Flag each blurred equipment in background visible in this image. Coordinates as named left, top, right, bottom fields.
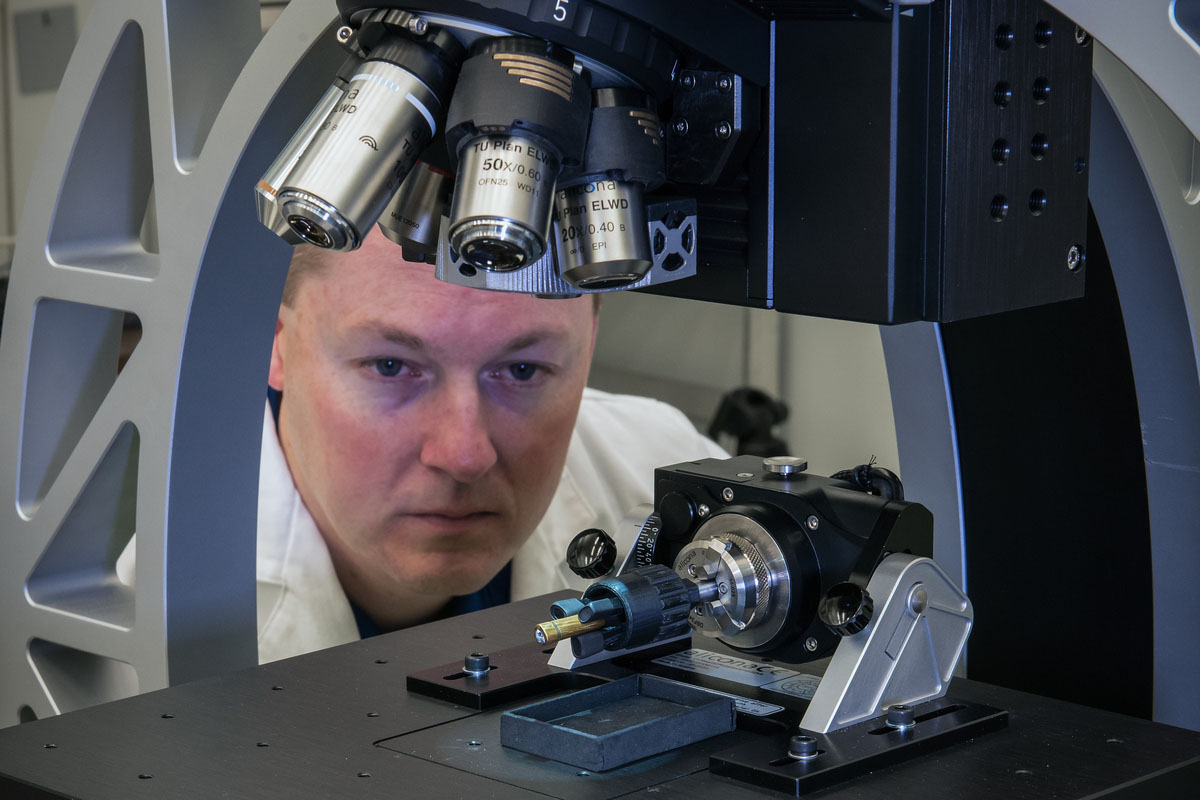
left=708, top=387, right=789, bottom=456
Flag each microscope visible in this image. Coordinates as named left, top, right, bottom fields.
left=4, top=1, right=1200, bottom=797
left=246, top=3, right=1088, bottom=782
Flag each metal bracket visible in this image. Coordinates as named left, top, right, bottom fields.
left=800, top=554, right=973, bottom=734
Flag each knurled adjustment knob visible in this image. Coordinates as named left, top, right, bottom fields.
left=818, top=581, right=875, bottom=636
left=763, top=455, right=808, bottom=475
left=566, top=528, right=617, bottom=579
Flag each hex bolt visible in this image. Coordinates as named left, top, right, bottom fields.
left=336, top=25, right=353, bottom=44
left=805, top=637, right=819, bottom=652
left=806, top=515, right=820, bottom=531
left=788, top=735, right=819, bottom=760
left=1067, top=244, right=1085, bottom=272
left=463, top=652, right=490, bottom=676
left=887, top=704, right=916, bottom=730
left=406, top=16, right=428, bottom=35
left=717, top=74, right=733, bottom=92
left=698, top=503, right=711, bottom=517
left=721, top=487, right=735, bottom=502
left=715, top=121, right=732, bottom=140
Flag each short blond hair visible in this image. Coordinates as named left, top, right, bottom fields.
left=281, top=244, right=331, bottom=308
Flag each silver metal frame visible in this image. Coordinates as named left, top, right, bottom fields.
left=0, top=0, right=340, bottom=725
left=799, top=554, right=973, bottom=734
left=1, top=0, right=1197, bottom=732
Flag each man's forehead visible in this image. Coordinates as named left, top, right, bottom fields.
left=299, top=235, right=592, bottom=328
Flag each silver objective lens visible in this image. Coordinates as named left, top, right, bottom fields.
left=448, top=133, right=560, bottom=270
left=277, top=58, right=440, bottom=251
left=553, top=180, right=651, bottom=288
left=255, top=78, right=349, bottom=244
left=377, top=160, right=454, bottom=261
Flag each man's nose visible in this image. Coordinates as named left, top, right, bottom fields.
left=419, top=383, right=499, bottom=482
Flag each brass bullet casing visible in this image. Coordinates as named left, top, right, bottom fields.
left=533, top=614, right=606, bottom=645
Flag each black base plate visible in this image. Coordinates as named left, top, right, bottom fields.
left=711, top=697, right=1009, bottom=795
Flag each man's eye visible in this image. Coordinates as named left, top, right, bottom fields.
left=508, top=363, right=539, bottom=381
left=374, top=358, right=405, bottom=377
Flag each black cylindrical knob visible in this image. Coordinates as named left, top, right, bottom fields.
left=566, top=529, right=617, bottom=579
left=818, top=582, right=874, bottom=636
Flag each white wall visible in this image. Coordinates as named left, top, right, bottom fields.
left=588, top=289, right=900, bottom=478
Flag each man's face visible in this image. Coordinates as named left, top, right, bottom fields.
left=269, top=233, right=598, bottom=611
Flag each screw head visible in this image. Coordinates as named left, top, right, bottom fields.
left=887, top=704, right=916, bottom=729
left=805, top=637, right=819, bottom=652
left=336, top=25, right=353, bottom=44
left=806, top=515, right=820, bottom=531
left=407, top=17, right=428, bottom=35
left=788, top=734, right=819, bottom=759
left=1067, top=244, right=1085, bottom=272
left=717, top=75, right=733, bottom=92
left=673, top=119, right=689, bottom=136
left=718, top=582, right=729, bottom=595
left=736, top=472, right=754, bottom=478
left=680, top=73, right=696, bottom=89
left=721, top=487, right=735, bottom=502
left=1074, top=26, right=1091, bottom=46
left=715, top=121, right=732, bottom=140
left=463, top=653, right=490, bottom=675
left=698, top=503, right=711, bottom=517
left=908, top=586, right=929, bottom=614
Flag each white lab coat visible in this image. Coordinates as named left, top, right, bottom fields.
left=254, top=387, right=727, bottom=663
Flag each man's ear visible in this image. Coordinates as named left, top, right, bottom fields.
left=267, top=316, right=286, bottom=391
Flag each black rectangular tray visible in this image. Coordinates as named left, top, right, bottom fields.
left=500, top=674, right=736, bottom=772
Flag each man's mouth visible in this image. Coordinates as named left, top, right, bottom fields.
left=409, top=509, right=497, bottom=520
